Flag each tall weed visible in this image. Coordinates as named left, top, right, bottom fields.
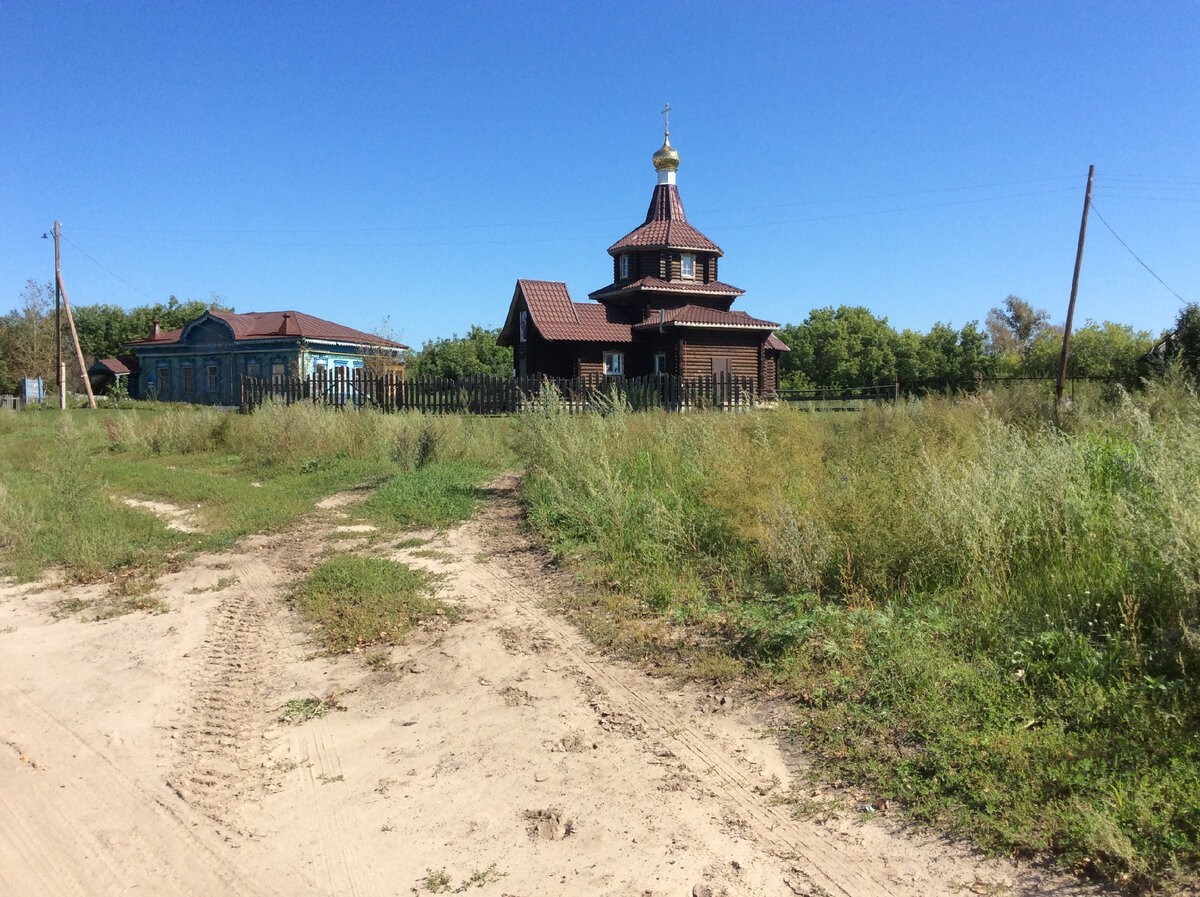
left=517, top=389, right=1200, bottom=886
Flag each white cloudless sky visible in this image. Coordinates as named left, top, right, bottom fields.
left=2, top=0, right=1197, bottom=348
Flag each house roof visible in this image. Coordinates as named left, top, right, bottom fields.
left=90, top=355, right=140, bottom=375
left=588, top=275, right=744, bottom=302
left=125, top=310, right=408, bottom=349
left=632, top=305, right=779, bottom=331
left=765, top=333, right=791, bottom=352
left=500, top=280, right=635, bottom=344
left=607, top=184, right=722, bottom=256
left=500, top=281, right=781, bottom=348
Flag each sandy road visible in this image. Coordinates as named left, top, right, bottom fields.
left=0, top=476, right=1101, bottom=896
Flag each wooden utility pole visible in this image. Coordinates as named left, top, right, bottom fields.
left=53, top=222, right=65, bottom=409
left=52, top=221, right=97, bottom=409
left=1056, top=166, right=1094, bottom=405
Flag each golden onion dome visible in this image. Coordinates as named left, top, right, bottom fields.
left=652, top=133, right=680, bottom=172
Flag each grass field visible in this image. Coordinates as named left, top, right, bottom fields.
left=0, top=402, right=512, bottom=584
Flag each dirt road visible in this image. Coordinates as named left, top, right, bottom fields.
left=0, top=476, right=1099, bottom=896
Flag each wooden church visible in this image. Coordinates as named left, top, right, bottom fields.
left=498, top=118, right=787, bottom=397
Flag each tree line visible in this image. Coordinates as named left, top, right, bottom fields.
left=776, top=296, right=1169, bottom=392
left=0, top=279, right=231, bottom=394
left=2, top=278, right=1196, bottom=396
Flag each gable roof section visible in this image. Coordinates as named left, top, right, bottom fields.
left=500, top=280, right=635, bottom=345
left=125, top=310, right=407, bottom=349
left=607, top=184, right=722, bottom=255
left=90, top=355, right=140, bottom=375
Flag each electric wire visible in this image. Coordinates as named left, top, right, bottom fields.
left=1089, top=202, right=1190, bottom=304
left=60, top=232, right=159, bottom=302
left=64, top=175, right=1087, bottom=239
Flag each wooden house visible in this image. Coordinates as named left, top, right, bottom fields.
left=499, top=127, right=787, bottom=395
left=123, top=309, right=407, bottom=405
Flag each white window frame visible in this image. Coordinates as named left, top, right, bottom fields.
left=619, top=254, right=630, bottom=280
left=653, top=351, right=668, bottom=374
left=681, top=254, right=695, bottom=280
left=603, top=351, right=624, bottom=377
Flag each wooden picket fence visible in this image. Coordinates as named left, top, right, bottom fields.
left=240, top=370, right=759, bottom=414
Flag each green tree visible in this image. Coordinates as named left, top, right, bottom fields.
left=406, top=326, right=512, bottom=379
left=777, top=306, right=899, bottom=389
left=72, top=295, right=233, bottom=362
left=1068, top=320, right=1154, bottom=383
left=986, top=295, right=1052, bottom=365
left=1168, top=303, right=1200, bottom=381
left=0, top=279, right=60, bottom=392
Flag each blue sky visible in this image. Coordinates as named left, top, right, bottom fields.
left=3, top=1, right=1197, bottom=349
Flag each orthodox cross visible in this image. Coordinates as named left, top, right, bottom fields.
left=661, top=102, right=672, bottom=135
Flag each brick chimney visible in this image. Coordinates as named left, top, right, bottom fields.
left=150, top=320, right=162, bottom=339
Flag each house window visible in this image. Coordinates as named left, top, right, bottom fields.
left=603, top=351, right=624, bottom=377
left=247, top=361, right=260, bottom=378
left=653, top=352, right=668, bottom=374
left=271, top=362, right=286, bottom=383
left=182, top=365, right=194, bottom=394
left=314, top=359, right=328, bottom=377
left=206, top=365, right=219, bottom=392
left=156, top=365, right=170, bottom=396
left=619, top=254, right=630, bottom=280
left=681, top=254, right=695, bottom=280
left=519, top=310, right=527, bottom=343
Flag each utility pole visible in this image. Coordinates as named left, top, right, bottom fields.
left=53, top=221, right=65, bottom=409
left=1056, top=166, right=1094, bottom=405
left=51, top=221, right=97, bottom=410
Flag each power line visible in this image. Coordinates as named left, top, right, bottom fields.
left=60, top=232, right=159, bottom=302
left=63, top=175, right=1088, bottom=239
left=1089, top=202, right=1190, bottom=304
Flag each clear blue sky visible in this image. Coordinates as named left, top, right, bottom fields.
left=3, top=1, right=1197, bottom=349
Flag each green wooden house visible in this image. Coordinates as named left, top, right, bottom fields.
left=123, top=309, right=407, bottom=405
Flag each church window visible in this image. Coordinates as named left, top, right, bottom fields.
left=519, top=310, right=527, bottom=342
left=619, top=254, right=630, bottom=280
left=681, top=254, right=695, bottom=279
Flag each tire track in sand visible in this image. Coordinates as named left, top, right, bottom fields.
left=408, top=474, right=1092, bottom=897
left=167, top=538, right=285, bottom=829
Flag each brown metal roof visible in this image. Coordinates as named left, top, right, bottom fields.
left=509, top=280, right=635, bottom=343
left=632, top=305, right=779, bottom=331
left=125, top=310, right=407, bottom=349
left=92, top=356, right=138, bottom=375
left=765, top=333, right=791, bottom=352
left=607, top=184, right=722, bottom=255
left=588, top=276, right=744, bottom=302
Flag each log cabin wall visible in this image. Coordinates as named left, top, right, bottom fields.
left=576, top=344, right=606, bottom=378
left=678, top=330, right=764, bottom=380
left=763, top=353, right=779, bottom=397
